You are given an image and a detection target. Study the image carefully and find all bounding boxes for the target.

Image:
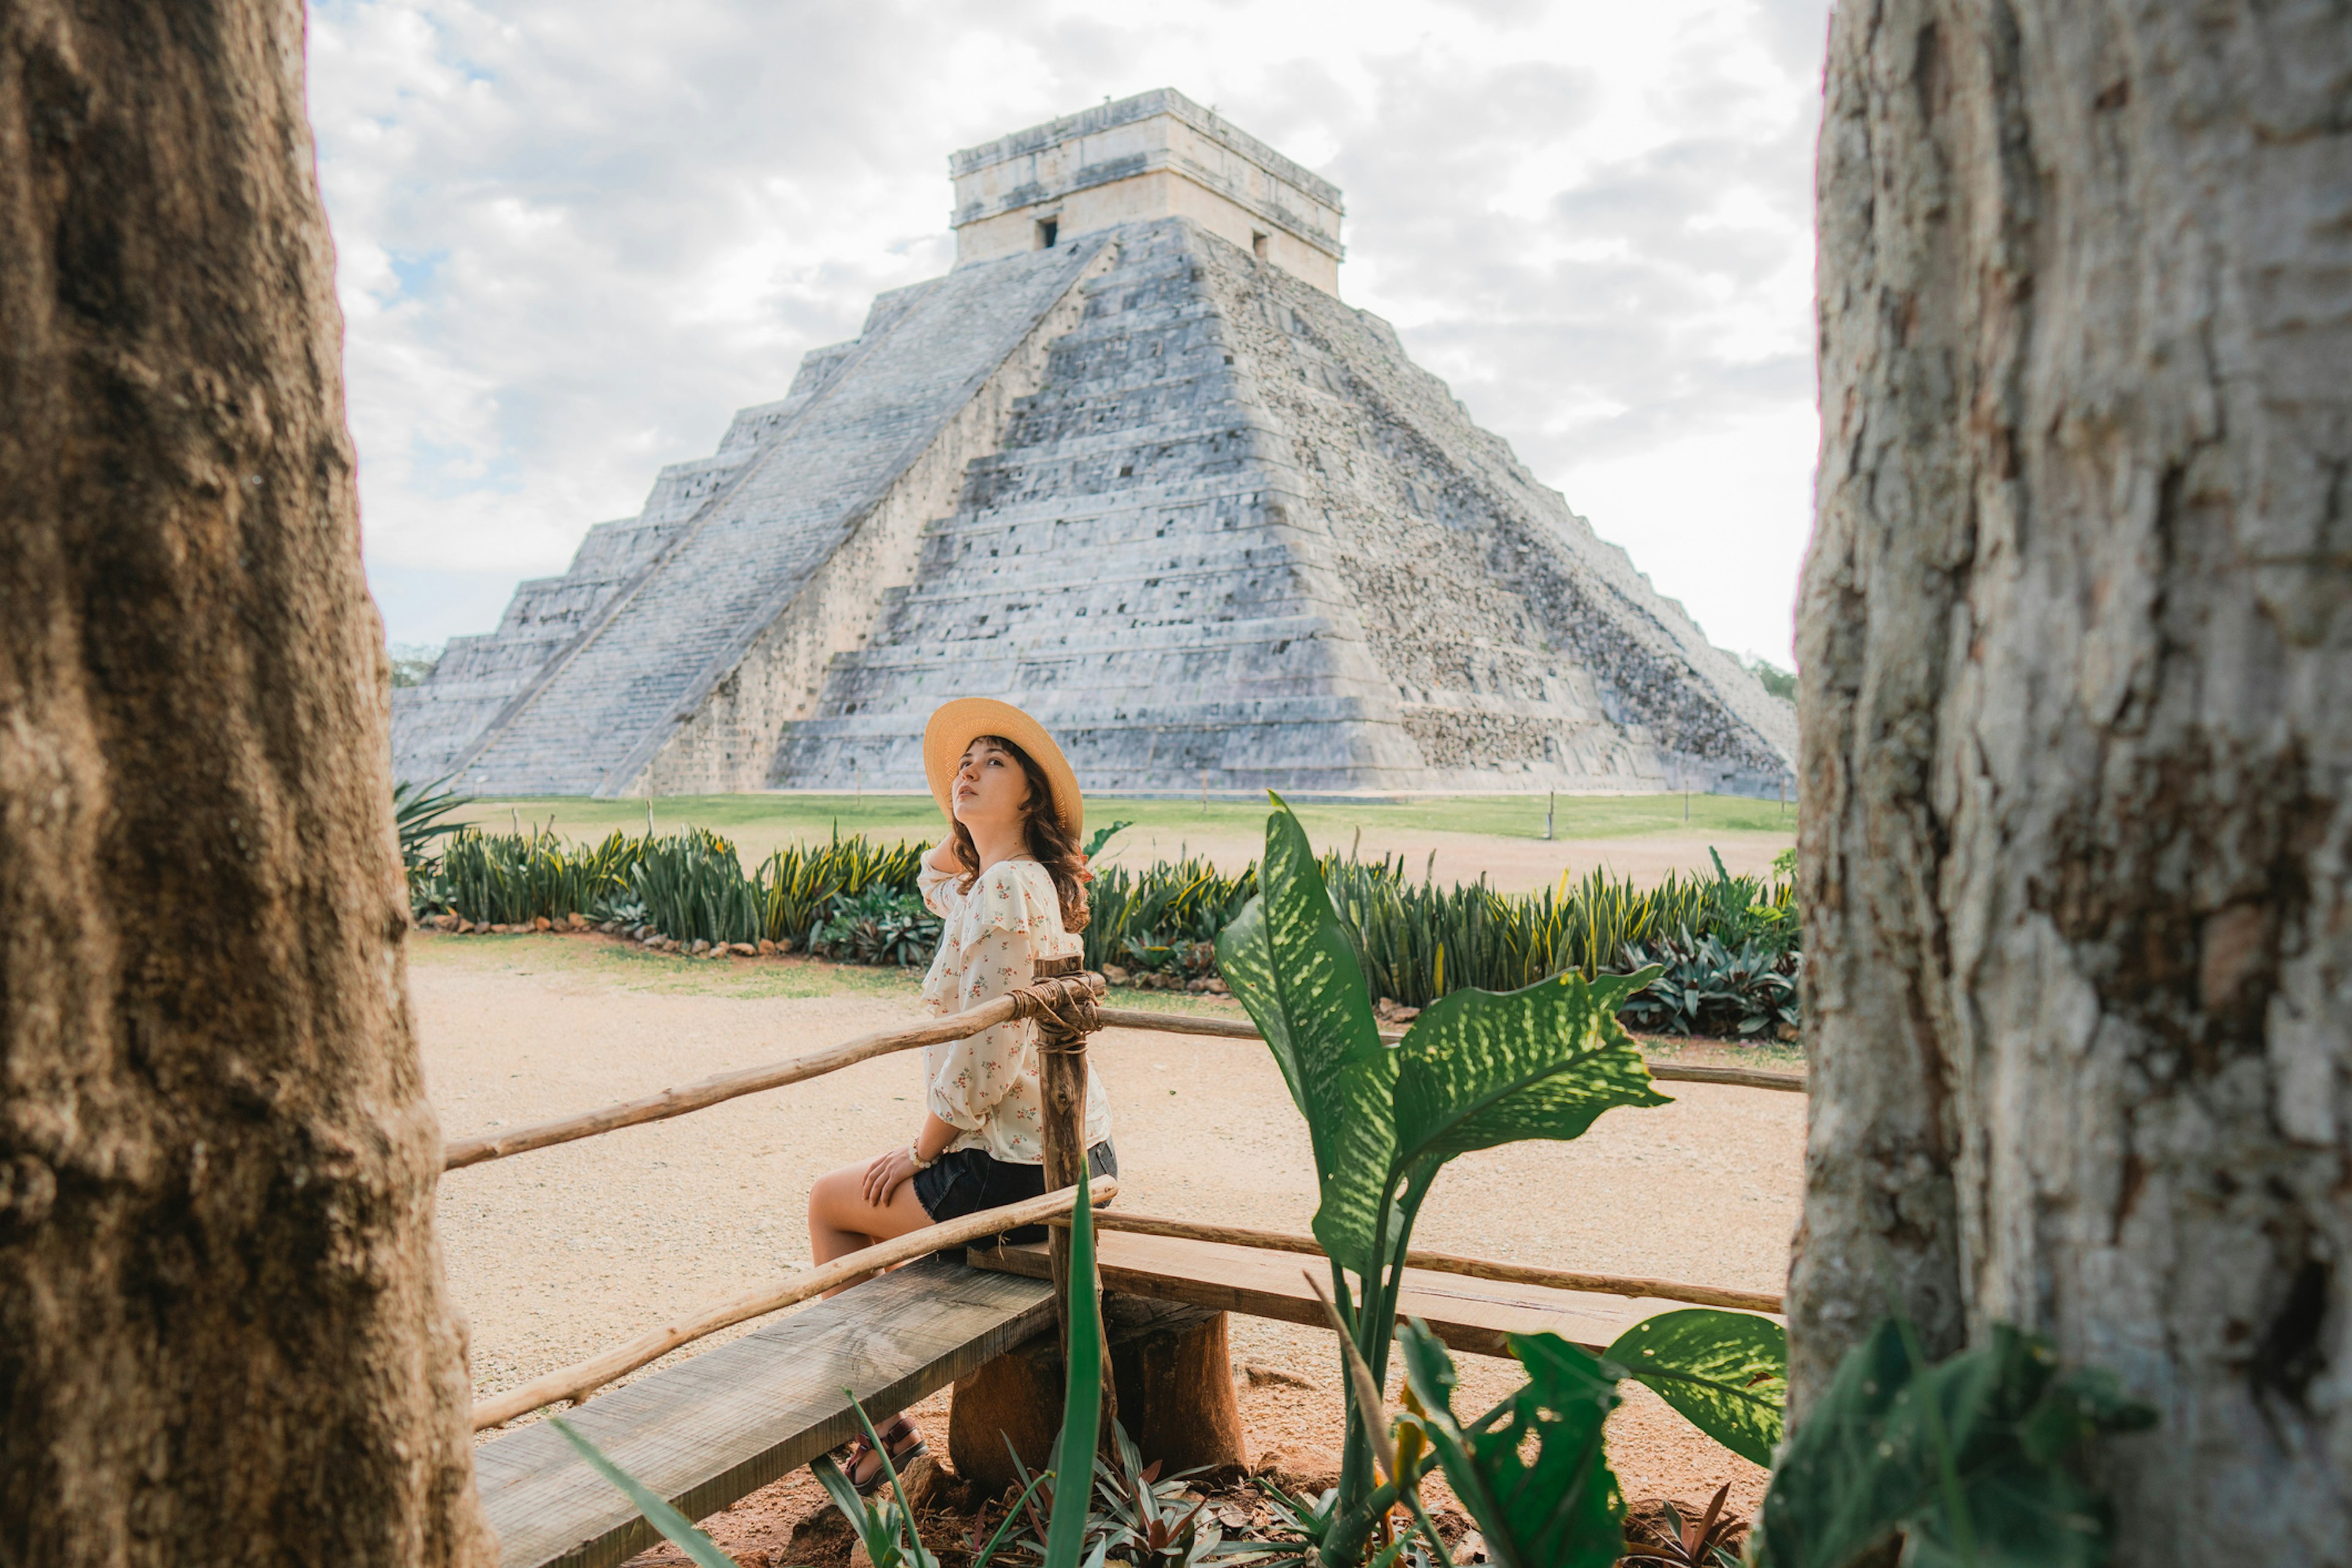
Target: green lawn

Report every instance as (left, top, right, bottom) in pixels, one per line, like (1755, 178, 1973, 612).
(453, 790, 1796, 848)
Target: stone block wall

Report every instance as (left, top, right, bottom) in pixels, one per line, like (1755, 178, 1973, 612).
(767, 217, 1794, 797)
(393, 217, 1795, 799)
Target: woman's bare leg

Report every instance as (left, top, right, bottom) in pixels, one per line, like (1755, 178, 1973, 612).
(807, 1159, 934, 1278)
(805, 1158, 937, 1485)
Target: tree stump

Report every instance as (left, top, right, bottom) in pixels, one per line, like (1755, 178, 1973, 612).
(949, 1296, 1248, 1495)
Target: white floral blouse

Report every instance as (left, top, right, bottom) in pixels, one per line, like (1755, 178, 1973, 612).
(918, 856, 1112, 1164)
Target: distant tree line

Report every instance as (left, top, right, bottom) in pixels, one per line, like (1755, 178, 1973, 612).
(389, 642, 443, 688)
(1742, 654, 1796, 702)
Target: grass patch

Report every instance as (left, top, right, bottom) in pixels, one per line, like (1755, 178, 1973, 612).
(456, 790, 1795, 849)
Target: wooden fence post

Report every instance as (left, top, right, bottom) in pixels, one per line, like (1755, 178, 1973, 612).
(1025, 962, 1117, 1434)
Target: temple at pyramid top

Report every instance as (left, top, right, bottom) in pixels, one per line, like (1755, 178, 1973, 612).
(949, 89, 1346, 293)
(391, 92, 1795, 800)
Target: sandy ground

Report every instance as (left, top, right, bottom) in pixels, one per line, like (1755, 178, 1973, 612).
(418, 933, 1803, 1547)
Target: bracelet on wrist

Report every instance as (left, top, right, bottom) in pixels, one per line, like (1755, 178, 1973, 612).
(906, 1142, 935, 1172)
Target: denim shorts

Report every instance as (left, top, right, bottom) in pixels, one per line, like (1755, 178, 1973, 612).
(913, 1142, 1119, 1243)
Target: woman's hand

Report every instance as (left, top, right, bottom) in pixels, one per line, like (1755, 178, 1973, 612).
(862, 1145, 921, 1209)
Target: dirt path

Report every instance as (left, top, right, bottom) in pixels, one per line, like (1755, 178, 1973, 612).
(418, 933, 1803, 1537)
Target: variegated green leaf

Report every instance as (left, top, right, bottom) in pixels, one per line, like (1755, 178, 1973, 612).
(1400, 1324, 1627, 1568)
(1392, 968, 1667, 1178)
(1602, 1308, 1787, 1468)
(1215, 797, 1396, 1275)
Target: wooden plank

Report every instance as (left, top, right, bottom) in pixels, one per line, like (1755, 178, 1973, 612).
(967, 1232, 1760, 1359)
(475, 1257, 1052, 1568)
(474, 1180, 1112, 1430)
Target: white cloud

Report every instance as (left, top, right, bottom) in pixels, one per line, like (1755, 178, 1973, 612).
(311, 0, 1828, 665)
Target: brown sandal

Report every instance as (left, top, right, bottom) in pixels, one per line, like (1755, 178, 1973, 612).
(843, 1415, 927, 1495)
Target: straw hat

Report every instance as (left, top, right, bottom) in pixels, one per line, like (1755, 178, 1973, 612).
(922, 699, 1085, 842)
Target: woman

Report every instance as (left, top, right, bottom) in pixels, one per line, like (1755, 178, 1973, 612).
(804, 698, 1116, 1490)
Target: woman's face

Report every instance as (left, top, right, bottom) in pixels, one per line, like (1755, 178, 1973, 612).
(952, 738, 1031, 836)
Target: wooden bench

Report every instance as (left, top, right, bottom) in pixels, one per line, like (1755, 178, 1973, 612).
(472, 1235, 1769, 1568)
(967, 1231, 1737, 1357)
(473, 1256, 1052, 1568)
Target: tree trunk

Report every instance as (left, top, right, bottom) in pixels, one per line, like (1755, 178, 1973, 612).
(0, 4, 492, 1563)
(950, 1300, 1248, 1496)
(1795, 1, 2350, 1558)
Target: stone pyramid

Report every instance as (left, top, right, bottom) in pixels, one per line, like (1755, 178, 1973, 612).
(393, 89, 1795, 798)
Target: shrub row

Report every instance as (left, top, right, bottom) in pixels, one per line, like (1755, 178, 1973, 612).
(407, 826, 1800, 1039)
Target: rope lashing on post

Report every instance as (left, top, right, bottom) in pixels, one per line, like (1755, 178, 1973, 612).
(1011, 970, 1103, 1046)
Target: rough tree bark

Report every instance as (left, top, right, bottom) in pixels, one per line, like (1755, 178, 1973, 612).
(0, 4, 492, 1562)
(1793, 1, 2349, 1559)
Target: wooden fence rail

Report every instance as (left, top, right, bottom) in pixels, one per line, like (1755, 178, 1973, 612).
(443, 1001, 1803, 1173)
(1050, 1209, 1784, 1314)
(1095, 1007, 1806, 1091)
(470, 1178, 1118, 1431)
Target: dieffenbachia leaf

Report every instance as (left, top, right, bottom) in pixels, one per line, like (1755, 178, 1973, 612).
(1602, 1308, 1787, 1468)
(1754, 1319, 2156, 1568)
(1216, 797, 1396, 1275)
(1391, 967, 1667, 1182)
(1399, 1322, 1627, 1568)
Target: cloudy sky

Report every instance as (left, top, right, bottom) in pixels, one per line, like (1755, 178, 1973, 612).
(312, 0, 1831, 668)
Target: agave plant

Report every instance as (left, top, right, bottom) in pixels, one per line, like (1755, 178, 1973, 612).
(810, 886, 943, 967)
(1621, 1486, 1744, 1568)
(1616, 935, 1798, 1039)
(1092, 1422, 1275, 1568)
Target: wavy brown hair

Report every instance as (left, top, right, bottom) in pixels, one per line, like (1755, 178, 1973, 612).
(948, 735, 1090, 933)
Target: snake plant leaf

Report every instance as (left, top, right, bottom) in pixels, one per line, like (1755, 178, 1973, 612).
(1397, 1322, 1626, 1568)
(1216, 797, 1396, 1275)
(1391, 968, 1667, 1181)
(1042, 1163, 1105, 1568)
(1600, 1309, 1787, 1468)
(551, 1418, 745, 1568)
(1754, 1319, 2155, 1568)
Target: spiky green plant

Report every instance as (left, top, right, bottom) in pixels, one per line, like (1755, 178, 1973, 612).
(631, 830, 766, 946)
(393, 774, 473, 880)
(435, 826, 643, 925)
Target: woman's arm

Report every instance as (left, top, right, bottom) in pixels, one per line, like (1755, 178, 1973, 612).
(923, 835, 960, 874)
